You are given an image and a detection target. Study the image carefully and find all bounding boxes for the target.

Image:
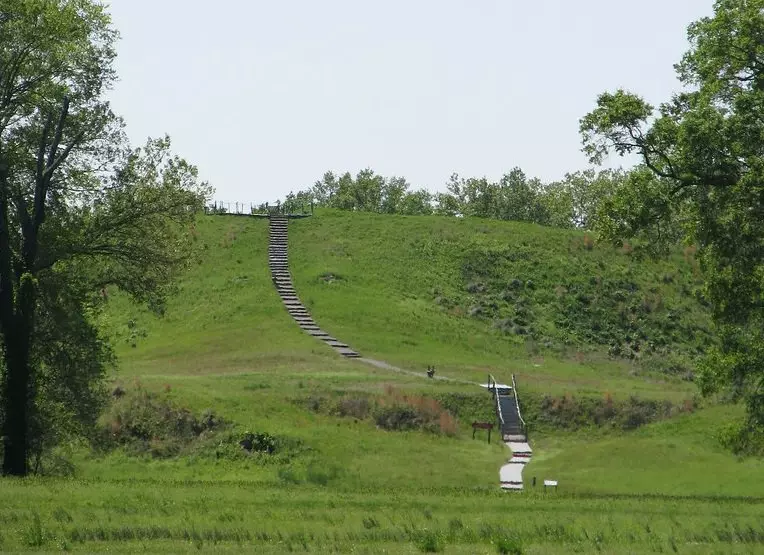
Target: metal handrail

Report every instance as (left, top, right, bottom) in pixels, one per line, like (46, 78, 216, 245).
(511, 373, 527, 434)
(488, 374, 505, 426)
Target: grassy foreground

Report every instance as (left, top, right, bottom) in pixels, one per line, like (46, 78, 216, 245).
(2, 480, 763, 554)
(1, 212, 763, 553)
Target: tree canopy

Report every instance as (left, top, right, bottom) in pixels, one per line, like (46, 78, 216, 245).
(277, 166, 627, 229)
(580, 0, 764, 450)
(0, 0, 210, 475)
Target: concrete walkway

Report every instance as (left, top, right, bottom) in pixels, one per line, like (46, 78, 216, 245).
(500, 441, 532, 490)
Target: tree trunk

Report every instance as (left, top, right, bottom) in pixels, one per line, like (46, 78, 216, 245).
(1, 327, 31, 476)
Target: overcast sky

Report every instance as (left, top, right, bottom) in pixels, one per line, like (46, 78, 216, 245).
(106, 1, 713, 203)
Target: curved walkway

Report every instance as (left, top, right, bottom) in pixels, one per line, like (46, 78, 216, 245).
(500, 441, 532, 490)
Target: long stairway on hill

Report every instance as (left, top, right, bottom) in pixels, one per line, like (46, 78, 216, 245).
(268, 215, 361, 358)
(486, 375, 532, 490)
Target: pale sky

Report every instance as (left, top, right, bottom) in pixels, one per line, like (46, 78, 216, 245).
(106, 1, 713, 204)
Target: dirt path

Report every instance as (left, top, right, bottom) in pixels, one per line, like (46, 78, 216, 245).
(358, 357, 480, 386)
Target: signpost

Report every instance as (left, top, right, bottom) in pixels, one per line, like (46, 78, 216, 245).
(472, 421, 494, 443)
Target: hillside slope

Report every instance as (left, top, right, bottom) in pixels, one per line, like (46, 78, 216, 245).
(95, 212, 764, 496)
(287, 209, 710, 393)
(5, 212, 760, 553)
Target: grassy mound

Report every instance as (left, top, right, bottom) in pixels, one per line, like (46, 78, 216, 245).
(289, 210, 711, 376)
(4, 210, 759, 552)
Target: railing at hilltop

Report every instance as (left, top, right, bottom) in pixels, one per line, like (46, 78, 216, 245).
(205, 200, 314, 217)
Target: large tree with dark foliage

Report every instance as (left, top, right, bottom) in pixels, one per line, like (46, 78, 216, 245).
(580, 0, 764, 451)
(0, 0, 209, 476)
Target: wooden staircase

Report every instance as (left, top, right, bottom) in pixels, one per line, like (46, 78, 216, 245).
(268, 215, 360, 358)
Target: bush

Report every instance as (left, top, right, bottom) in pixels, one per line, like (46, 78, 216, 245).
(375, 387, 458, 436)
(96, 386, 227, 458)
(414, 530, 445, 553)
(437, 392, 495, 423)
(374, 405, 421, 431)
(306, 461, 343, 486)
(525, 392, 689, 431)
(718, 421, 764, 456)
(239, 431, 277, 454)
(301, 388, 459, 436)
(333, 396, 371, 419)
(494, 533, 523, 554)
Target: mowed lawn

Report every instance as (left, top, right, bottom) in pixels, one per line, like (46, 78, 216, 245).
(1, 212, 763, 553)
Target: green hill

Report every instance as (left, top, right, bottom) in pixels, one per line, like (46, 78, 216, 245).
(288, 209, 711, 377)
(2, 210, 763, 554)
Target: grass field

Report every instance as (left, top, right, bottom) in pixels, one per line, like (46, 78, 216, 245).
(1, 211, 763, 553)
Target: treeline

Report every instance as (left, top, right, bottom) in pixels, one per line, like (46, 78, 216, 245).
(279, 166, 632, 230)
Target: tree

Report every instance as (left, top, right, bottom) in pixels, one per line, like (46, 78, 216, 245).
(536, 181, 574, 229)
(498, 168, 539, 222)
(311, 171, 338, 205)
(580, 0, 764, 449)
(399, 189, 434, 215)
(380, 176, 409, 214)
(0, 1, 209, 475)
(549, 168, 628, 229)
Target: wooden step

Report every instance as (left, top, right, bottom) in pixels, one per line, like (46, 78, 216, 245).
(325, 341, 349, 348)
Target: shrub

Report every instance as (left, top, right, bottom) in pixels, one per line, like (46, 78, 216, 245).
(239, 431, 277, 454)
(334, 396, 371, 419)
(527, 392, 684, 431)
(468, 305, 484, 317)
(302, 395, 328, 413)
(300, 388, 458, 436)
(718, 421, 764, 456)
(466, 281, 484, 293)
(306, 461, 343, 486)
(96, 386, 227, 458)
(437, 393, 495, 423)
(376, 387, 459, 436)
(374, 405, 421, 431)
(494, 533, 523, 554)
(414, 530, 445, 553)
